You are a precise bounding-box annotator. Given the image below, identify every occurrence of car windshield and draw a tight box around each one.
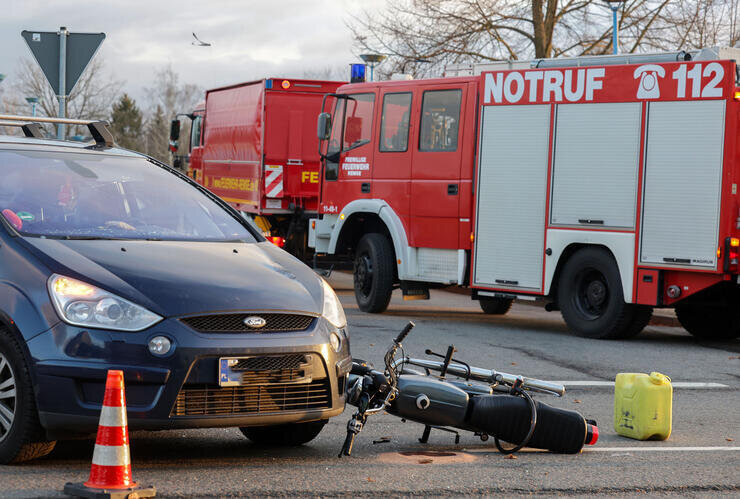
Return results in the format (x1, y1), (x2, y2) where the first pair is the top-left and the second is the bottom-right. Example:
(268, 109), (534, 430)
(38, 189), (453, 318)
(0, 149), (257, 242)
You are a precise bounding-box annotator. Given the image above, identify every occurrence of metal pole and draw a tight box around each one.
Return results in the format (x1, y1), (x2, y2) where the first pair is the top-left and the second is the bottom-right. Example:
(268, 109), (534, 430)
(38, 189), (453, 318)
(57, 26), (67, 139)
(611, 5), (619, 55)
(31, 102), (36, 117)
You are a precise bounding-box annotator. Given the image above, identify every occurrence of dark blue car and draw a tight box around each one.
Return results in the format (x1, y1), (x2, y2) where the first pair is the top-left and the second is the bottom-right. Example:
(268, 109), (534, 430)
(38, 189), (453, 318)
(0, 130), (350, 463)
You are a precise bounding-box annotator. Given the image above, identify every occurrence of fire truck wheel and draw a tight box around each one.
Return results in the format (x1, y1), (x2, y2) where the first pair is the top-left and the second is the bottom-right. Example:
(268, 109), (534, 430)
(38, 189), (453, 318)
(479, 297), (513, 315)
(354, 233), (395, 313)
(558, 247), (640, 339)
(675, 285), (740, 339)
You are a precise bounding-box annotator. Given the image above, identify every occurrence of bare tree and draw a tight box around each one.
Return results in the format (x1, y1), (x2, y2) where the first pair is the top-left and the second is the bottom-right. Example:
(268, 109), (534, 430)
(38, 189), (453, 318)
(301, 65), (347, 81)
(349, 0), (739, 78)
(142, 65), (201, 164)
(6, 57), (122, 138)
(144, 65), (201, 124)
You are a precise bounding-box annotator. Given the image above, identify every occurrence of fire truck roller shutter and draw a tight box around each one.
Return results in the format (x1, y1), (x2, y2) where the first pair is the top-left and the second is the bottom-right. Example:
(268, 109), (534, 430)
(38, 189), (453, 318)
(639, 100), (725, 269)
(550, 102), (641, 229)
(473, 104), (550, 291)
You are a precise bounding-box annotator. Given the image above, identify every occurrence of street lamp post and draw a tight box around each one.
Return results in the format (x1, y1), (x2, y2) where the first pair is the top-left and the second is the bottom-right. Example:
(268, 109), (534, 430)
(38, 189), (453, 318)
(0, 74), (5, 113)
(359, 54), (387, 82)
(25, 97), (39, 117)
(605, 1), (624, 55)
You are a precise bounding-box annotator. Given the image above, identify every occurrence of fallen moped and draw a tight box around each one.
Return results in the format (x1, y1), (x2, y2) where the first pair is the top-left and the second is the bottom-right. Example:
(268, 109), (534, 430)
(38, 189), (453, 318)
(340, 322), (599, 457)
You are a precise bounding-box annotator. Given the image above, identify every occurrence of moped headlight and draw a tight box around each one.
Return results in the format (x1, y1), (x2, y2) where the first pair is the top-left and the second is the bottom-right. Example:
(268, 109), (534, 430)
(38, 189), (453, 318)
(321, 278), (346, 329)
(48, 274), (162, 332)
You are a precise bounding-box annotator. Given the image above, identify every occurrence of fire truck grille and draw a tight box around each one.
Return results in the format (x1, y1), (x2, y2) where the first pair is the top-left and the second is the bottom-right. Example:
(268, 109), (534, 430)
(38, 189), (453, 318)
(181, 313), (315, 333)
(172, 379), (331, 417)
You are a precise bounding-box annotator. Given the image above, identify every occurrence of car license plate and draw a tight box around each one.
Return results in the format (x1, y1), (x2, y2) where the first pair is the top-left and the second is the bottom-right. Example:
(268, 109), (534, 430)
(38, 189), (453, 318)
(218, 357), (244, 387)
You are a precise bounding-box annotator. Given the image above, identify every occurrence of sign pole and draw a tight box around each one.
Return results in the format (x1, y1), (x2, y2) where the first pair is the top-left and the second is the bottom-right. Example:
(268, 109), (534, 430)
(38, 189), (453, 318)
(57, 26), (68, 139)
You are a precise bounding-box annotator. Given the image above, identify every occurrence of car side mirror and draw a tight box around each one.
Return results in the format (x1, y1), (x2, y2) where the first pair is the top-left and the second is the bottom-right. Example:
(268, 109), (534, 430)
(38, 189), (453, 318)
(317, 112), (331, 141)
(169, 119), (181, 142)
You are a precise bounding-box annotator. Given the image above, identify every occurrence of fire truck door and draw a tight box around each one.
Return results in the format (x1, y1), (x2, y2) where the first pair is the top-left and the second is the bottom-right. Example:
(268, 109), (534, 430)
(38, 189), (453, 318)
(409, 86), (466, 248)
(372, 91), (414, 230)
(473, 104), (550, 292)
(320, 93), (376, 214)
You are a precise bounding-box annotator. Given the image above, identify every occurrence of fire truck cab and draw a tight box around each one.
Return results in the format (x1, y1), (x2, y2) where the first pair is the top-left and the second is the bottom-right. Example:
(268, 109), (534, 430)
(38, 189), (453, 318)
(311, 47), (740, 340)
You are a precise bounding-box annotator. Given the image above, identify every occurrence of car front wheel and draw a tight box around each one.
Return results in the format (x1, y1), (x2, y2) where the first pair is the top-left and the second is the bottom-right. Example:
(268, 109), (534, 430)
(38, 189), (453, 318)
(0, 327), (56, 464)
(240, 420), (327, 446)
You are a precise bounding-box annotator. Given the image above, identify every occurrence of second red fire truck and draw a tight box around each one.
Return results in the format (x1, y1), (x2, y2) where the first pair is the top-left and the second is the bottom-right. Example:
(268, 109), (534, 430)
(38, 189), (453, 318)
(171, 78), (342, 257)
(309, 47), (740, 340)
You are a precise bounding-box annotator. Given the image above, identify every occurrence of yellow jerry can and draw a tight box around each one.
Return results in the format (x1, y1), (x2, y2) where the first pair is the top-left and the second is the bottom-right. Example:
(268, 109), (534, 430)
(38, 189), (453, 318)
(614, 372), (672, 440)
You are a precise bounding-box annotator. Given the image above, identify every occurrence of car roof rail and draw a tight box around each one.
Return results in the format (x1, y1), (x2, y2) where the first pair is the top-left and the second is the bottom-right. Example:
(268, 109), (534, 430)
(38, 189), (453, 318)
(0, 114), (114, 147)
(0, 120), (45, 139)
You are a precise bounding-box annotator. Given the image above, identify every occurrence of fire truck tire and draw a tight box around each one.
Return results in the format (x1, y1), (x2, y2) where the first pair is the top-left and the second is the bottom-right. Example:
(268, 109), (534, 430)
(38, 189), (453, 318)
(675, 286), (740, 339)
(240, 420), (327, 446)
(354, 233), (395, 313)
(479, 297), (513, 315)
(557, 247), (641, 339)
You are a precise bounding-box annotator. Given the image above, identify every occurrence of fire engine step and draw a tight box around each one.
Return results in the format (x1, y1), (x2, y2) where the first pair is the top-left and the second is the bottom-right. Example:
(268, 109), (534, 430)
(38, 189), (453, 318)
(401, 282), (430, 301)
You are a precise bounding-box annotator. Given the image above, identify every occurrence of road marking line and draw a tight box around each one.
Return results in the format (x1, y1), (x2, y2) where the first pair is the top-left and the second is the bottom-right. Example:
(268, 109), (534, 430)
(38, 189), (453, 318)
(553, 381), (729, 388)
(466, 446), (738, 453)
(585, 446), (739, 452)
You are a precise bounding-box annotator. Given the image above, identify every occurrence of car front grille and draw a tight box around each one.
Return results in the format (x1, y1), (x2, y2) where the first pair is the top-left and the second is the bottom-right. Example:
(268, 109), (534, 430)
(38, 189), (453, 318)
(181, 313), (315, 333)
(172, 379), (331, 416)
(232, 354), (313, 384)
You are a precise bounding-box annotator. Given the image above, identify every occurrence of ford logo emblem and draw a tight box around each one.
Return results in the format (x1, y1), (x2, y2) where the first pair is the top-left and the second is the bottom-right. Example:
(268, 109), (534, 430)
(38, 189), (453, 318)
(243, 316), (267, 329)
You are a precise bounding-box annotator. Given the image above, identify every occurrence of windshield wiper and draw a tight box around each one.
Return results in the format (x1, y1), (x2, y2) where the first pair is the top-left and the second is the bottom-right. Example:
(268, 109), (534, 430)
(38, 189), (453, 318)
(62, 235), (123, 240)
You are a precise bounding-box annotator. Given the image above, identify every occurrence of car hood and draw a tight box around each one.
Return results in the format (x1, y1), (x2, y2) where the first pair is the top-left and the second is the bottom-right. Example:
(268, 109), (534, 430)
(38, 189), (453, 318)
(22, 238), (324, 317)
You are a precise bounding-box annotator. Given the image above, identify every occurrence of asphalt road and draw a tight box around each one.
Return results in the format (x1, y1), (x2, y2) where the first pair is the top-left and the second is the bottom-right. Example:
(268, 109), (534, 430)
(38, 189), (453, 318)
(2, 277), (738, 497)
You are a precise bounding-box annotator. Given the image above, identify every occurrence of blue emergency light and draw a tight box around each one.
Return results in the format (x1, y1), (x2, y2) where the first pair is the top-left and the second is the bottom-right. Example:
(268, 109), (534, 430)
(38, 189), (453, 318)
(350, 64), (366, 83)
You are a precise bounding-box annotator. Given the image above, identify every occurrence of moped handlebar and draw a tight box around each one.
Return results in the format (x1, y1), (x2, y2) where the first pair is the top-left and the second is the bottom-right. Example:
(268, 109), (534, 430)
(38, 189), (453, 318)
(394, 321), (415, 345)
(397, 358), (566, 397)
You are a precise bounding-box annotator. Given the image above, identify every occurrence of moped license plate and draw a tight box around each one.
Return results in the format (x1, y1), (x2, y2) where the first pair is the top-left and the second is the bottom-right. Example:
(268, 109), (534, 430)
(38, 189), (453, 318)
(218, 357), (244, 387)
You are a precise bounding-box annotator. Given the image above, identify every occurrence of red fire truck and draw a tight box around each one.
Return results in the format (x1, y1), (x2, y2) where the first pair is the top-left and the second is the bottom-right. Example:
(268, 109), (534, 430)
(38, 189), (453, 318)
(310, 47), (740, 340)
(172, 78), (342, 257)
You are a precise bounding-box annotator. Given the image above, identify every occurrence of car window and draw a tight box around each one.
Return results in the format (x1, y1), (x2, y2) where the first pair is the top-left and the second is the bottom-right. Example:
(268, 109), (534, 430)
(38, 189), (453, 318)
(342, 93), (375, 152)
(0, 150), (257, 242)
(379, 92), (412, 152)
(419, 89), (462, 152)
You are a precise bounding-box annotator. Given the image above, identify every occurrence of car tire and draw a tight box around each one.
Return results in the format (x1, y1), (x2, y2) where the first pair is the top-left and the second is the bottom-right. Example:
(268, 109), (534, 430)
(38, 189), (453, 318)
(558, 247), (646, 339)
(478, 297), (513, 315)
(675, 284), (740, 339)
(353, 233), (395, 313)
(0, 326), (56, 464)
(240, 420), (327, 446)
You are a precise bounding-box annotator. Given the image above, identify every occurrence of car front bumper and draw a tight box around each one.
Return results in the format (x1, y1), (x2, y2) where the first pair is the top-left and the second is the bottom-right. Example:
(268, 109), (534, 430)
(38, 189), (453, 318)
(27, 315), (351, 439)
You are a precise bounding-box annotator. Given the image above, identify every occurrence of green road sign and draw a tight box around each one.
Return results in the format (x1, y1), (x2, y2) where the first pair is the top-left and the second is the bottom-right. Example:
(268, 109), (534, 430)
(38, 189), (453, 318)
(21, 29), (105, 96)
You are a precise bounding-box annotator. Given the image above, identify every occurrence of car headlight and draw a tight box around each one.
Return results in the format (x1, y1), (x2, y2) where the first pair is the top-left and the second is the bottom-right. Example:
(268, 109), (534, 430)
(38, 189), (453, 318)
(48, 274), (163, 332)
(321, 278), (346, 329)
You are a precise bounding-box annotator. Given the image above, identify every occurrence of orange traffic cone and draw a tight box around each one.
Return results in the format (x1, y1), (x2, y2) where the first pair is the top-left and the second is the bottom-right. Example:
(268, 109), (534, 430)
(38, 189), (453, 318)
(64, 370), (156, 498)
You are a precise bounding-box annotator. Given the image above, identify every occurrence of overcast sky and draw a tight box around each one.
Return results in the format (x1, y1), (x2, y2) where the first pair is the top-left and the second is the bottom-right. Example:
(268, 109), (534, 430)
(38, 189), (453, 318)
(1, 0), (383, 105)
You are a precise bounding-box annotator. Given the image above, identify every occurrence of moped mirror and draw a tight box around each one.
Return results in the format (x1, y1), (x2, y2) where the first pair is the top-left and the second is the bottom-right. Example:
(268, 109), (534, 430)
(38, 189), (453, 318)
(317, 112), (331, 141)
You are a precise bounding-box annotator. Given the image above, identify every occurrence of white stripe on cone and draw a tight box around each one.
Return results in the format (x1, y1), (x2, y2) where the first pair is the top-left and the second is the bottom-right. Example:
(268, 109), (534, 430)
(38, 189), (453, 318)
(91, 444), (132, 466)
(99, 405), (128, 427)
